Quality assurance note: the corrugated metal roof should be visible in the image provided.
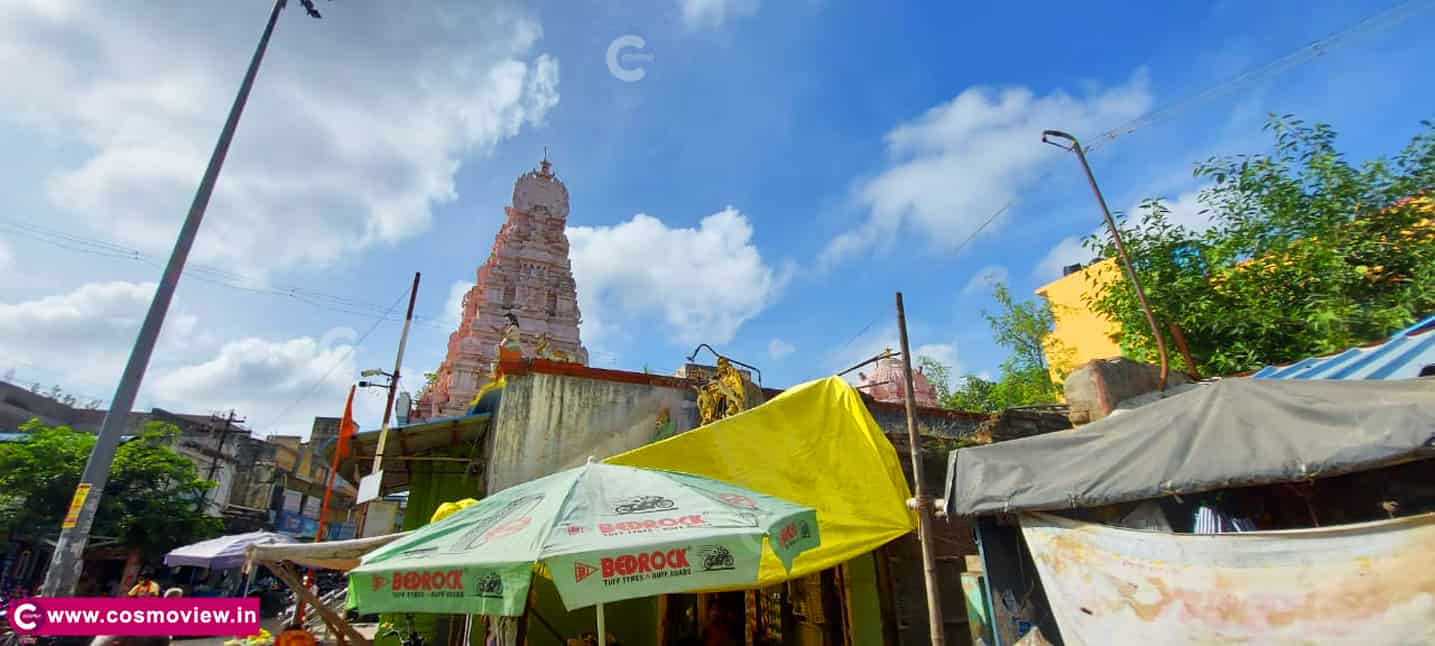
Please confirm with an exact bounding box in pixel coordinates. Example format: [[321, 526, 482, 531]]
[[1252, 315, 1435, 380]]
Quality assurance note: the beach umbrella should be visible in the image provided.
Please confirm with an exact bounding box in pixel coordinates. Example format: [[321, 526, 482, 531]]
[[349, 459, 819, 637]]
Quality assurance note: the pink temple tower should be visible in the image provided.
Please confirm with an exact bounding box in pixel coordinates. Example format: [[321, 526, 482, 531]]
[[417, 156, 589, 419]]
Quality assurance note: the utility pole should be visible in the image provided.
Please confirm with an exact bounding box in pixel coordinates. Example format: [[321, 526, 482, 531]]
[[40, 0, 319, 597], [201, 410, 246, 513], [205, 410, 246, 482], [356, 272, 421, 536], [895, 292, 947, 646]]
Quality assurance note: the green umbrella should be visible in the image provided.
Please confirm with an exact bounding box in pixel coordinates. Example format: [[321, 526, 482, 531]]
[[349, 459, 819, 623]]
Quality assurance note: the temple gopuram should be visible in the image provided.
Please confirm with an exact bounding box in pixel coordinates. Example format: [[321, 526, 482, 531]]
[[415, 156, 589, 420]]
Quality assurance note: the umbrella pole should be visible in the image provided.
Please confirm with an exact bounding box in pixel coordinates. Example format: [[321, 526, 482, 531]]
[[596, 602, 606, 645]]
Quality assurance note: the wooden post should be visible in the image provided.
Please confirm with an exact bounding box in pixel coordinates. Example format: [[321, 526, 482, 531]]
[[895, 292, 947, 646], [266, 562, 371, 646]]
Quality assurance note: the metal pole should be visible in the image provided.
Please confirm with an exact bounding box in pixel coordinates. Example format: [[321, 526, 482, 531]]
[[1042, 130, 1169, 390], [357, 272, 420, 536], [369, 272, 420, 473], [40, 0, 293, 597], [895, 292, 947, 646]]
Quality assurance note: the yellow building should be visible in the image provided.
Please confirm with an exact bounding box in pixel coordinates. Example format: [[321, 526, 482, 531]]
[[1035, 258, 1124, 384]]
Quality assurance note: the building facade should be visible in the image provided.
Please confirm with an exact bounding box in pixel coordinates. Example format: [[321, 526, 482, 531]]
[[418, 157, 589, 419], [1035, 257, 1123, 384]]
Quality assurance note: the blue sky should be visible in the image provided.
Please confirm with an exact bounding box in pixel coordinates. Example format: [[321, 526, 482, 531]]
[[1, 0, 1432, 436]]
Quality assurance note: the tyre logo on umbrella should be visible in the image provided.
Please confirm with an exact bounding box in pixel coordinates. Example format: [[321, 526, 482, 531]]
[[455, 495, 546, 550], [611, 495, 676, 515], [717, 493, 757, 509], [474, 572, 504, 598], [698, 545, 735, 572], [573, 561, 599, 583]]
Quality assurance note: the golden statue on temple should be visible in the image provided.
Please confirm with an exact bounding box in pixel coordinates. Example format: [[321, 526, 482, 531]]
[[693, 356, 765, 427], [535, 332, 576, 363]]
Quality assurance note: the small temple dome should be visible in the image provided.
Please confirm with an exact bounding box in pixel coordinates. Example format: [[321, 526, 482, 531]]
[[513, 155, 569, 219], [857, 350, 941, 408]]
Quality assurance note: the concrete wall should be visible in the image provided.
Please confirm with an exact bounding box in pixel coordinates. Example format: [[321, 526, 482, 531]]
[[864, 399, 986, 439], [1036, 258, 1124, 385], [487, 371, 698, 493]]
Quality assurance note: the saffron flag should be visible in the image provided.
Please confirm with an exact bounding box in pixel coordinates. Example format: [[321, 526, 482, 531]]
[[335, 385, 357, 458]]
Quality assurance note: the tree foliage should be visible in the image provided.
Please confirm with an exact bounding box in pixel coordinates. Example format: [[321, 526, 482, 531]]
[[1085, 115, 1435, 376], [919, 283, 1065, 413], [0, 421, 222, 557]]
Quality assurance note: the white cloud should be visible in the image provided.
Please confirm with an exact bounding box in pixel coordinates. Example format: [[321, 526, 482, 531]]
[[442, 281, 475, 328], [0, 1, 559, 275], [0, 240, 11, 270], [1149, 190, 1212, 234], [568, 207, 787, 345], [821, 70, 1152, 268], [961, 265, 1009, 296], [915, 343, 959, 374], [153, 330, 359, 438], [1032, 189, 1210, 283], [679, 0, 760, 29], [0, 281, 196, 388], [1034, 236, 1095, 283], [825, 322, 960, 384], [767, 338, 796, 359]]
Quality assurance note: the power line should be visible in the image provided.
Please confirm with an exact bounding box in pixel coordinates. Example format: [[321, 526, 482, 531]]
[[944, 0, 1435, 259], [0, 217, 454, 331], [1086, 0, 1435, 153], [255, 285, 410, 435]]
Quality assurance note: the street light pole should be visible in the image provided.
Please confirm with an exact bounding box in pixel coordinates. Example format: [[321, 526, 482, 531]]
[[40, 0, 311, 597], [1042, 129, 1170, 390]]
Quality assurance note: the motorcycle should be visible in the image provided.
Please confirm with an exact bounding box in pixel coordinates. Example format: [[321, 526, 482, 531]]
[[612, 496, 675, 515]]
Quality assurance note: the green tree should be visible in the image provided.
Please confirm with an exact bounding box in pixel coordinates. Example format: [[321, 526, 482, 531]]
[[0, 421, 222, 557], [1086, 115, 1435, 376], [919, 283, 1066, 412]]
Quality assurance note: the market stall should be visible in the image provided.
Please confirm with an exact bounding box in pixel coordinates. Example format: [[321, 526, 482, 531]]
[[244, 532, 412, 646], [167, 531, 296, 570], [348, 459, 821, 645], [944, 377, 1435, 645]]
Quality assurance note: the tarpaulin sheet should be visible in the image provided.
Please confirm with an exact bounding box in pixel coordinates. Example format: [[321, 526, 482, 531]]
[[606, 376, 916, 589], [246, 531, 410, 572], [165, 531, 294, 569], [1020, 511, 1435, 645], [946, 378, 1435, 516]]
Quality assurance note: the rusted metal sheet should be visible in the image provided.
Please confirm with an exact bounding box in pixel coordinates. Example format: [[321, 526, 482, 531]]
[[1019, 511, 1435, 645]]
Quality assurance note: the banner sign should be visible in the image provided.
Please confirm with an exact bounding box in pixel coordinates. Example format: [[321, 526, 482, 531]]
[[1019, 511, 1435, 645], [62, 484, 91, 529]]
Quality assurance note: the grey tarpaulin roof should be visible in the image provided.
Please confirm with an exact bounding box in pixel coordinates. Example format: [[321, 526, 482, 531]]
[[944, 378, 1435, 517]]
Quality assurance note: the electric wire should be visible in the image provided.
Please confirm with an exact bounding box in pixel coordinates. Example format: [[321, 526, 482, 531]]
[[255, 285, 410, 435], [945, 0, 1435, 258]]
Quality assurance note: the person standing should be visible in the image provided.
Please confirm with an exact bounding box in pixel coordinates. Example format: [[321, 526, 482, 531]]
[[127, 571, 160, 598]]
